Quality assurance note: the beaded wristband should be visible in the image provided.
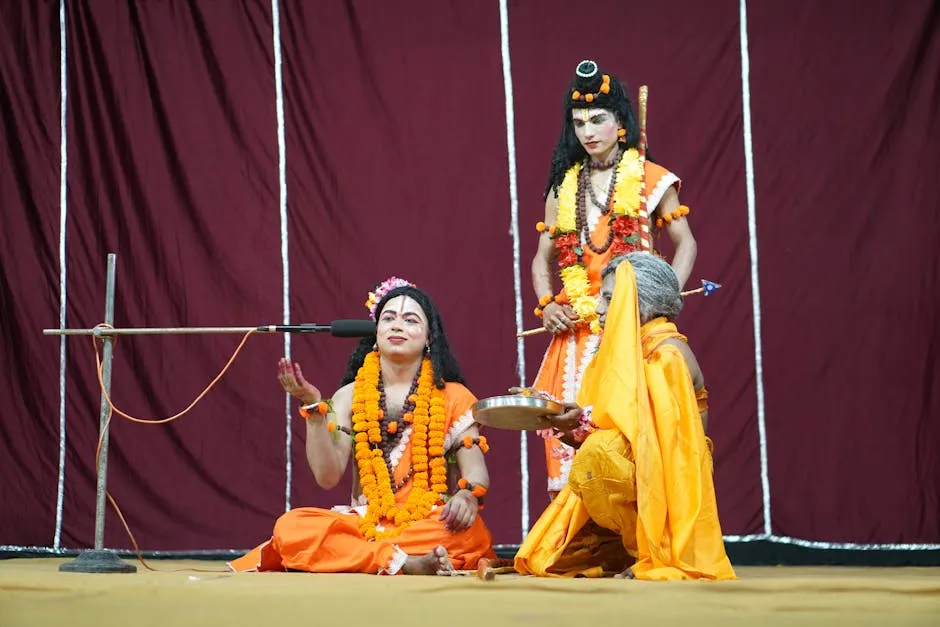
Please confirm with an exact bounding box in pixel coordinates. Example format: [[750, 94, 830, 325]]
[[534, 293, 557, 318], [457, 478, 489, 499], [460, 435, 490, 453], [298, 400, 330, 420]]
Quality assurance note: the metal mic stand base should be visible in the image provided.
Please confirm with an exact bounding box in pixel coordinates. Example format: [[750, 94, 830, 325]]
[[58, 549, 137, 573], [57, 253, 136, 574]]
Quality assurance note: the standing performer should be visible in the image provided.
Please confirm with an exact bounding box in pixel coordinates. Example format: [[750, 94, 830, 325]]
[[529, 60, 697, 496]]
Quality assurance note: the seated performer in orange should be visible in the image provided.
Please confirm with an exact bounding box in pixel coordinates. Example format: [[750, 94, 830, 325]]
[[229, 277, 494, 575], [515, 253, 735, 580], [531, 59, 698, 497]]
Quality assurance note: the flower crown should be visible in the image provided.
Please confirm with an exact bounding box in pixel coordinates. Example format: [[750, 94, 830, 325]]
[[364, 276, 416, 321]]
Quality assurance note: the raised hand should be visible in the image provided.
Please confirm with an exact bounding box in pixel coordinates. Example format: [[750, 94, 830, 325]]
[[277, 357, 321, 405]]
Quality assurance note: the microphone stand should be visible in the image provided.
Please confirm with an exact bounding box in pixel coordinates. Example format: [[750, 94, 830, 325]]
[[43, 324, 333, 336], [46, 254, 365, 573], [55, 254, 135, 573]]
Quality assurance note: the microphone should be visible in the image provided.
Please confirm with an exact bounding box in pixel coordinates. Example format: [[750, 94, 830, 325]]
[[329, 319, 377, 337], [256, 319, 376, 337]]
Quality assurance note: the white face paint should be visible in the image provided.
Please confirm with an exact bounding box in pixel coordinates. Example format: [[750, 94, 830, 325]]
[[375, 295, 428, 358], [571, 108, 620, 162]]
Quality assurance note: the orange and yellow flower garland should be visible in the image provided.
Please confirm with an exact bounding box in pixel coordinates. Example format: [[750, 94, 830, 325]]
[[352, 351, 447, 541], [536, 149, 645, 334]]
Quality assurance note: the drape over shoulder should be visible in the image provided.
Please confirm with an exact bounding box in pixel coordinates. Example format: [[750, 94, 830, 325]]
[[516, 260, 735, 580]]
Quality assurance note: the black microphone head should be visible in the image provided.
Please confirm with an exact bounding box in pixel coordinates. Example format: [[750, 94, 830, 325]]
[[330, 319, 376, 338]]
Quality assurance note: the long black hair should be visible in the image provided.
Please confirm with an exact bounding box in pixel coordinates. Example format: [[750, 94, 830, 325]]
[[340, 285, 466, 389], [543, 60, 650, 200]]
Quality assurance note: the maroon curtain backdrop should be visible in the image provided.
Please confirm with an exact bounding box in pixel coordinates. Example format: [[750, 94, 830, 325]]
[[276, 0, 522, 541], [749, 0, 940, 542], [1, 0, 937, 552], [509, 0, 765, 537], [61, 0, 283, 549], [0, 0, 64, 548]]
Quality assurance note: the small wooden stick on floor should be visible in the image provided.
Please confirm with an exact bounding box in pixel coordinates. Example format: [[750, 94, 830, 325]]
[[475, 557, 515, 580], [454, 558, 515, 579], [477, 559, 496, 581]]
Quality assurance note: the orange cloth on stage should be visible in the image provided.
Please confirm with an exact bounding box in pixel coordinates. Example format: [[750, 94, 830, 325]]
[[516, 261, 735, 581], [533, 162, 678, 493], [229, 383, 494, 574], [229, 505, 493, 574]]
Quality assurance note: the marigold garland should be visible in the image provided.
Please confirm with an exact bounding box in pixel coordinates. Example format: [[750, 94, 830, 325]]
[[352, 351, 447, 541], [545, 149, 646, 334]]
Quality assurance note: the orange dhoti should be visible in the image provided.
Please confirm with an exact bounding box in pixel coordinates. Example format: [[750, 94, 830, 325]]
[[229, 505, 493, 574], [230, 382, 494, 574], [532, 327, 601, 493], [532, 160, 681, 493]]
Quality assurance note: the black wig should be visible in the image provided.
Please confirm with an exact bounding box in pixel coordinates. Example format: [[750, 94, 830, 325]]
[[544, 59, 650, 200]]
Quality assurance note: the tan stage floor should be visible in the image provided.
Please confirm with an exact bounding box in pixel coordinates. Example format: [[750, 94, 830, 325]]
[[1, 558, 938, 626]]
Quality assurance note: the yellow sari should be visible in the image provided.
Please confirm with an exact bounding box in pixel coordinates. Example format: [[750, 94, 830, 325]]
[[515, 260, 735, 580]]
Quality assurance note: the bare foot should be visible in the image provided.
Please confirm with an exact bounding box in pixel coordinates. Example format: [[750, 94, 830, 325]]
[[614, 566, 636, 579], [402, 546, 455, 576]]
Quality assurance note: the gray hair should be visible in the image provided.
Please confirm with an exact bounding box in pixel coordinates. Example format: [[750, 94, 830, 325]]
[[602, 252, 683, 322]]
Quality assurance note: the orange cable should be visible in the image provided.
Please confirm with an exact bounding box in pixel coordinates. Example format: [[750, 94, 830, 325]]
[[89, 326, 257, 573]]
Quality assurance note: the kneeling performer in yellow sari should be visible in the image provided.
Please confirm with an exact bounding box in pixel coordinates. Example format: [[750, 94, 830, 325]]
[[515, 252, 735, 580]]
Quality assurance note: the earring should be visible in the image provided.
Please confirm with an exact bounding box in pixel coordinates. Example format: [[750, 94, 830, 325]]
[[425, 342, 431, 354], [617, 128, 627, 143]]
